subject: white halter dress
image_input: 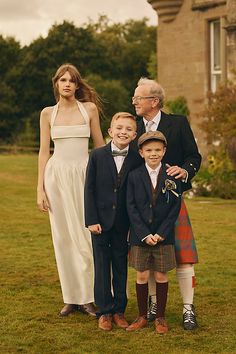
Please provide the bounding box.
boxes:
[44,101,94,304]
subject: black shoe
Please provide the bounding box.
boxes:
[59,304,78,316]
[183,304,198,330]
[78,303,97,317]
[147,301,157,322]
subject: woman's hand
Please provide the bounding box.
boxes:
[37,190,50,212]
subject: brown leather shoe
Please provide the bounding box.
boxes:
[59,304,78,317]
[98,314,113,331]
[126,316,148,331]
[79,303,97,317]
[113,313,129,329]
[155,317,168,334]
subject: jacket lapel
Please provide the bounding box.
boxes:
[139,164,152,199]
[137,117,146,136]
[118,149,136,188]
[157,111,171,142]
[104,142,118,184]
[156,165,168,199]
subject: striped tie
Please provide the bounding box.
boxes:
[146,120,155,132]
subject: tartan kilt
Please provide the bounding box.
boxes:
[129,244,176,273]
[174,199,199,264]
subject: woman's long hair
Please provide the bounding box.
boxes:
[52,63,103,114]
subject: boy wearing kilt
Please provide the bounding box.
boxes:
[130,78,201,329]
[126,131,181,334]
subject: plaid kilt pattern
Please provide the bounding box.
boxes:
[129,244,176,272]
[174,199,199,264]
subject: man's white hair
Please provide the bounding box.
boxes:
[137,77,165,109]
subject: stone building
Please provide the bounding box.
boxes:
[147,0,236,156]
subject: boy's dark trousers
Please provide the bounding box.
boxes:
[84,142,143,316]
[92,217,128,316]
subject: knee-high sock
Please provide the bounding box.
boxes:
[176,266,195,312]
[156,282,168,318]
[136,283,148,317]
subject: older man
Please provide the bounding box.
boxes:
[130,78,201,330]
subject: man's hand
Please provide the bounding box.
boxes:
[88,224,102,234]
[166,163,187,180]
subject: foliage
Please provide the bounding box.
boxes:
[192,150,236,199]
[200,80,236,166]
[86,74,131,137]
[0,36,21,143]
[195,80,236,199]
[165,96,190,116]
[147,51,157,80]
[0,17,156,145]
[1,155,236,353]
[86,16,156,91]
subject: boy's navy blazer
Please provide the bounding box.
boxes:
[130,111,202,192]
[127,164,182,247]
[84,142,142,232]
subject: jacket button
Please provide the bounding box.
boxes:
[114,188,117,193]
[112,205,116,210]
[149,204,152,208]
[148,219,152,223]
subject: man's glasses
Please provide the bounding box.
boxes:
[132,96,158,102]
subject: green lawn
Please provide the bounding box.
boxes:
[1,155,236,354]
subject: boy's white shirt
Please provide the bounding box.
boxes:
[145,162,162,189]
[111,141,129,173]
[141,162,162,242]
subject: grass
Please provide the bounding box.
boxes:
[0,154,236,354]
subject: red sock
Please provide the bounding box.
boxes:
[136,283,148,317]
[156,282,168,318]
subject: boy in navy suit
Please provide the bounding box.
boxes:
[84,112,142,331]
[126,131,181,334]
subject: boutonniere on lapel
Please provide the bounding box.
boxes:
[162,179,179,203]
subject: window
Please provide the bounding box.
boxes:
[210,19,221,92]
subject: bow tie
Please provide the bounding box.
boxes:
[112,150,128,157]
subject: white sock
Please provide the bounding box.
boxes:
[176,266,195,314]
[148,272,157,303]
[151,295,157,303]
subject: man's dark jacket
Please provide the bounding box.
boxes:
[130,111,202,192]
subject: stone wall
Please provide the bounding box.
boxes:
[148,0,227,157]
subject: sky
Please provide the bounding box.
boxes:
[0,0,157,46]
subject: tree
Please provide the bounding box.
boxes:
[86,74,131,137]
[0,36,21,143]
[165,96,190,116]
[200,80,236,165]
[0,17,157,145]
[195,79,236,199]
[86,16,157,91]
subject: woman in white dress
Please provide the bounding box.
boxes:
[37,63,104,316]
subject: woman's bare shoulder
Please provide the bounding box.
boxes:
[40,106,55,121]
[41,106,55,115]
[83,101,97,112]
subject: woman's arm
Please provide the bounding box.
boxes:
[37,108,51,212]
[86,102,105,148]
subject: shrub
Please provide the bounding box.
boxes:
[165,96,190,116]
[196,80,236,199]
[193,149,236,199]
